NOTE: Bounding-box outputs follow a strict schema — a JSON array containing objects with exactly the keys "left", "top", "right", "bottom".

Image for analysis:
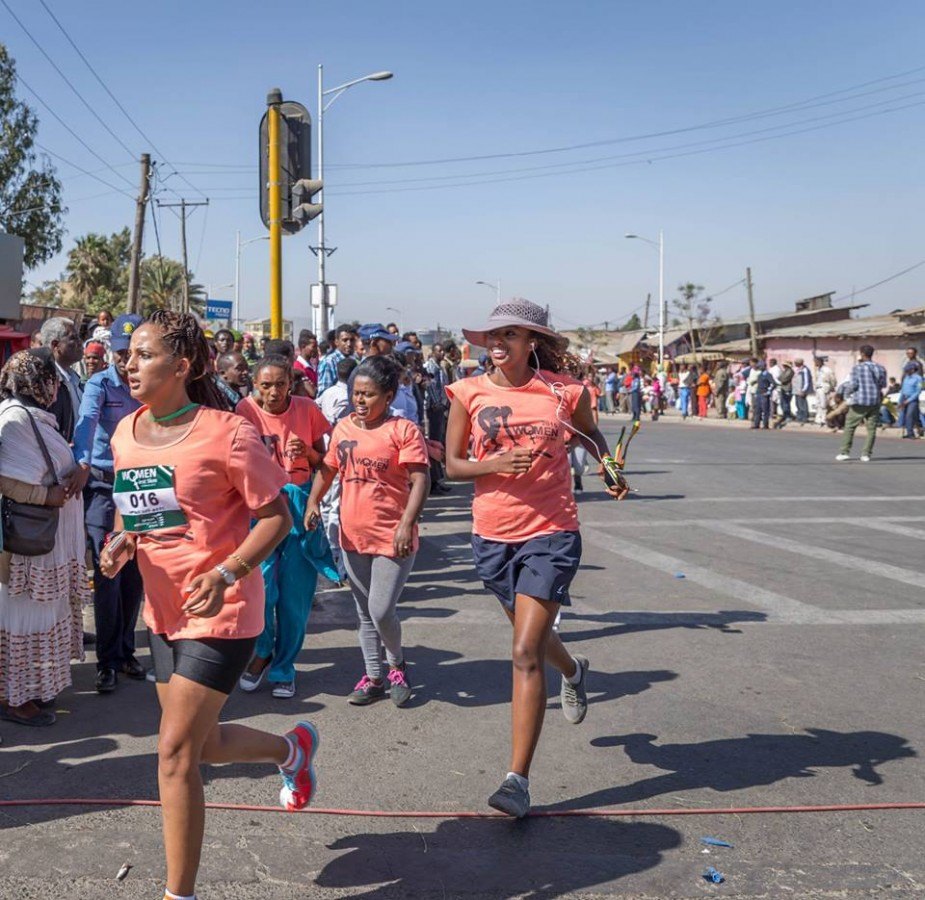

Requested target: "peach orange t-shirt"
[
  {"left": 323, "top": 414, "right": 428, "bottom": 556},
  {"left": 446, "top": 371, "right": 584, "bottom": 542},
  {"left": 110, "top": 406, "right": 288, "bottom": 640},
  {"left": 236, "top": 395, "right": 331, "bottom": 486}
]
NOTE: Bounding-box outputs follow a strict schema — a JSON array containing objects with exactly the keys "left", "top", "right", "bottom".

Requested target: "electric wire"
[
  {"left": 832, "top": 259, "right": 925, "bottom": 303},
  {"left": 0, "top": 0, "right": 137, "bottom": 160},
  {"left": 300, "top": 63, "right": 925, "bottom": 170},
  {"left": 195, "top": 92, "right": 925, "bottom": 200},
  {"left": 326, "top": 97, "right": 925, "bottom": 196},
  {"left": 172, "top": 63, "right": 925, "bottom": 178},
  {"left": 14, "top": 73, "right": 136, "bottom": 190},
  {"left": 32, "top": 140, "right": 134, "bottom": 198},
  {"left": 35, "top": 0, "right": 207, "bottom": 202}
]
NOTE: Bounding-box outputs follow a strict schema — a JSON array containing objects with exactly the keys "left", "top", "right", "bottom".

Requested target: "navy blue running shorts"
[
  {"left": 148, "top": 631, "right": 257, "bottom": 695},
  {"left": 471, "top": 530, "right": 582, "bottom": 612}
]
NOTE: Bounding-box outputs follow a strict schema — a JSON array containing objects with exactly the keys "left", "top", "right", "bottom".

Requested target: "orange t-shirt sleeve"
[
  {"left": 227, "top": 419, "right": 288, "bottom": 510},
  {"left": 307, "top": 399, "right": 333, "bottom": 442},
  {"left": 396, "top": 420, "right": 429, "bottom": 467}
]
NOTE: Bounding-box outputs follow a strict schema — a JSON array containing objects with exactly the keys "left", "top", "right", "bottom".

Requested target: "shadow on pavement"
[
  {"left": 543, "top": 728, "right": 917, "bottom": 811},
  {"left": 559, "top": 609, "right": 767, "bottom": 643},
  {"left": 315, "top": 816, "right": 681, "bottom": 899}
]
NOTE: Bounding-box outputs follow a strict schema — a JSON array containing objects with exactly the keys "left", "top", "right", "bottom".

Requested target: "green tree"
[
  {"left": 672, "top": 282, "right": 721, "bottom": 358},
  {"left": 63, "top": 228, "right": 132, "bottom": 316},
  {"left": 0, "top": 44, "right": 65, "bottom": 269},
  {"left": 25, "top": 279, "right": 62, "bottom": 307},
  {"left": 622, "top": 313, "right": 642, "bottom": 330},
  {"left": 140, "top": 255, "right": 204, "bottom": 315}
]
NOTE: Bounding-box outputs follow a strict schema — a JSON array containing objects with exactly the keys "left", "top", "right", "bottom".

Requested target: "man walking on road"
[{"left": 836, "top": 344, "right": 887, "bottom": 462}]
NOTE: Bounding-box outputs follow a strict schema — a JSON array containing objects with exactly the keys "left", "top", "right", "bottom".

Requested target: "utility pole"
[
  {"left": 126, "top": 153, "right": 151, "bottom": 314},
  {"left": 643, "top": 292, "right": 651, "bottom": 330},
  {"left": 267, "top": 89, "right": 283, "bottom": 339},
  {"left": 157, "top": 198, "right": 209, "bottom": 314},
  {"left": 746, "top": 266, "right": 758, "bottom": 357}
]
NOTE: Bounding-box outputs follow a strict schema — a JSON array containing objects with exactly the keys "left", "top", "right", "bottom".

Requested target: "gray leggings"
[{"left": 343, "top": 550, "right": 416, "bottom": 679}]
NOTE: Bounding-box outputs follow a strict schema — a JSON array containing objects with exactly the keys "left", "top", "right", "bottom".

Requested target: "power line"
[
  {"left": 323, "top": 96, "right": 925, "bottom": 196},
  {"left": 172, "top": 63, "right": 925, "bottom": 178},
  {"left": 179, "top": 90, "right": 925, "bottom": 199},
  {"left": 35, "top": 0, "right": 207, "bottom": 202},
  {"left": 33, "top": 139, "right": 135, "bottom": 198},
  {"left": 15, "top": 72, "right": 136, "bottom": 189},
  {"left": 326, "top": 64, "right": 925, "bottom": 170},
  {"left": 833, "top": 259, "right": 925, "bottom": 303},
  {"left": 0, "top": 0, "right": 137, "bottom": 160}
]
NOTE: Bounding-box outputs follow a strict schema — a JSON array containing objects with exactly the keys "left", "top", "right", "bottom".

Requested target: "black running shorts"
[
  {"left": 148, "top": 631, "right": 257, "bottom": 695},
  {"left": 471, "top": 530, "right": 582, "bottom": 613}
]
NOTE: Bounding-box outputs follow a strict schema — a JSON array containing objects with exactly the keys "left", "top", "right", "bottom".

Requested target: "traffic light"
[
  {"left": 259, "top": 93, "right": 321, "bottom": 234},
  {"left": 291, "top": 178, "right": 323, "bottom": 226}
]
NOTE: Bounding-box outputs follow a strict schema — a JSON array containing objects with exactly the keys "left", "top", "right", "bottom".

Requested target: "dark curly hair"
[
  {"left": 146, "top": 310, "right": 232, "bottom": 410},
  {"left": 531, "top": 332, "right": 568, "bottom": 374}
]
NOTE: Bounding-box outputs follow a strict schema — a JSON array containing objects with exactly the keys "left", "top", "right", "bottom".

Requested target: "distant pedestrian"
[
  {"left": 751, "top": 361, "right": 773, "bottom": 429},
  {"left": 774, "top": 361, "right": 794, "bottom": 428},
  {"left": 604, "top": 367, "right": 617, "bottom": 414},
  {"left": 677, "top": 364, "right": 692, "bottom": 418},
  {"left": 792, "top": 358, "right": 813, "bottom": 424},
  {"left": 836, "top": 345, "right": 887, "bottom": 462},
  {"left": 813, "top": 356, "right": 836, "bottom": 425},
  {"left": 696, "top": 368, "right": 711, "bottom": 418},
  {"left": 712, "top": 362, "right": 729, "bottom": 418},
  {"left": 898, "top": 362, "right": 923, "bottom": 439},
  {"left": 629, "top": 365, "right": 643, "bottom": 420}
]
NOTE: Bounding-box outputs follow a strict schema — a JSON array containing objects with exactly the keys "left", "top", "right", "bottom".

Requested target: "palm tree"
[
  {"left": 140, "top": 256, "right": 206, "bottom": 315},
  {"left": 66, "top": 233, "right": 111, "bottom": 306}
]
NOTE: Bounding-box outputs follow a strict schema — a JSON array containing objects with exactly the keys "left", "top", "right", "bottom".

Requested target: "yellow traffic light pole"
[{"left": 267, "top": 91, "right": 283, "bottom": 339}]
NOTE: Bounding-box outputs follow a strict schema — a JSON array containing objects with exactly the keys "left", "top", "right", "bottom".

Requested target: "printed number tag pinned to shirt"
[{"left": 113, "top": 465, "right": 187, "bottom": 532}]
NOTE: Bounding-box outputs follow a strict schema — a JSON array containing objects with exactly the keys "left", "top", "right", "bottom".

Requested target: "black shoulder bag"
[{"left": 1, "top": 405, "right": 61, "bottom": 557}]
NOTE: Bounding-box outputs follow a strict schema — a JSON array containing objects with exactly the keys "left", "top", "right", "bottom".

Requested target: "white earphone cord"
[{"left": 531, "top": 349, "right": 609, "bottom": 465}]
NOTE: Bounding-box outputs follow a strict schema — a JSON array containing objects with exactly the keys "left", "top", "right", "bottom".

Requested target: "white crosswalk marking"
[
  {"left": 581, "top": 527, "right": 925, "bottom": 625},
  {"left": 702, "top": 520, "right": 925, "bottom": 591}
]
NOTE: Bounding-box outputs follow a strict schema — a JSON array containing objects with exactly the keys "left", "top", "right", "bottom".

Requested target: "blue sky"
[{"left": 5, "top": 0, "right": 925, "bottom": 333}]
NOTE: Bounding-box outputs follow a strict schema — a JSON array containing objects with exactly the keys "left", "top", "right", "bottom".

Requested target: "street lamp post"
[
  {"left": 235, "top": 230, "right": 269, "bottom": 327},
  {"left": 476, "top": 279, "right": 502, "bottom": 303},
  {"left": 316, "top": 65, "right": 393, "bottom": 336},
  {"left": 625, "top": 231, "right": 665, "bottom": 367}
]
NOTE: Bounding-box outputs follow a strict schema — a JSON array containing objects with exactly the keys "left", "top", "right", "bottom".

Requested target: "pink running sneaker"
[
  {"left": 278, "top": 721, "right": 319, "bottom": 811},
  {"left": 348, "top": 675, "right": 386, "bottom": 705},
  {"left": 387, "top": 666, "right": 412, "bottom": 707}
]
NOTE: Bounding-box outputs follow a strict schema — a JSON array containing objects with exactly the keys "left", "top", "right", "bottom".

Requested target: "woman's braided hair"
[{"left": 146, "top": 309, "right": 232, "bottom": 410}]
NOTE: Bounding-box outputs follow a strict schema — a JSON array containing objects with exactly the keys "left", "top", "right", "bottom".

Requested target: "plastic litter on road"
[
  {"left": 703, "top": 866, "right": 725, "bottom": 883},
  {"left": 701, "top": 836, "right": 734, "bottom": 848}
]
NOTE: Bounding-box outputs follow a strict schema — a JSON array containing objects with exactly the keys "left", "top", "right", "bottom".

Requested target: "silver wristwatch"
[{"left": 214, "top": 564, "right": 236, "bottom": 586}]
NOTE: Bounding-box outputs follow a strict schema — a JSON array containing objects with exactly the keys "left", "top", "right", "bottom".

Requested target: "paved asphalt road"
[{"left": 1, "top": 418, "right": 924, "bottom": 898}]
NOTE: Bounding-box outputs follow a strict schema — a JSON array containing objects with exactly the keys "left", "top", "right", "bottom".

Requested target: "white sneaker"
[
  {"left": 272, "top": 680, "right": 296, "bottom": 699},
  {"left": 835, "top": 453, "right": 851, "bottom": 461},
  {"left": 860, "top": 455, "right": 871, "bottom": 462}
]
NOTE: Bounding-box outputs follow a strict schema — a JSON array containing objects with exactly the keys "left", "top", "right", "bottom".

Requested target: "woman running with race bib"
[
  {"left": 446, "top": 299, "right": 626, "bottom": 818},
  {"left": 102, "top": 311, "right": 318, "bottom": 900}
]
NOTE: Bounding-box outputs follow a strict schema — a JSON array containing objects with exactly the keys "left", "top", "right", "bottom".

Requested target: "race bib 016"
[{"left": 113, "top": 465, "right": 188, "bottom": 533}]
